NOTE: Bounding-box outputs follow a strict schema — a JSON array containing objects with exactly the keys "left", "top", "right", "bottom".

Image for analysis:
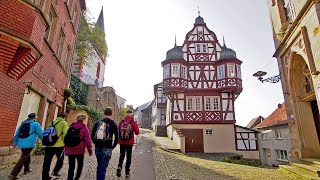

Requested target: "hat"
[
  {"left": 28, "top": 113, "right": 37, "bottom": 119},
  {"left": 126, "top": 110, "right": 133, "bottom": 114}
]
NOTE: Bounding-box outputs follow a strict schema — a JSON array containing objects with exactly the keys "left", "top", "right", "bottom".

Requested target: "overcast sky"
[{"left": 86, "top": 0, "right": 284, "bottom": 126}]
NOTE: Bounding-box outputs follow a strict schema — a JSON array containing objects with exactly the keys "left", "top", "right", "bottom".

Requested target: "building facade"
[
  {"left": 152, "top": 83, "right": 167, "bottom": 136},
  {"left": 161, "top": 15, "right": 258, "bottom": 159},
  {"left": 71, "top": 7, "right": 106, "bottom": 88},
  {"left": 0, "top": 0, "right": 85, "bottom": 148},
  {"left": 256, "top": 103, "right": 291, "bottom": 166},
  {"left": 267, "top": 0, "right": 320, "bottom": 159}
]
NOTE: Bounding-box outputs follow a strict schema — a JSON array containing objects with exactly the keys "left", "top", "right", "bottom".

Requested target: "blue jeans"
[{"left": 95, "top": 147, "right": 112, "bottom": 180}]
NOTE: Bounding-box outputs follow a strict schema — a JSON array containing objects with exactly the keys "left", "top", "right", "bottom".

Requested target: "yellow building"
[{"left": 268, "top": 0, "right": 320, "bottom": 160}]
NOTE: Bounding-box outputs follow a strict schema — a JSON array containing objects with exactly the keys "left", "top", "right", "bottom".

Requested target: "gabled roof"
[
  {"left": 246, "top": 116, "right": 264, "bottom": 129},
  {"left": 256, "top": 103, "right": 289, "bottom": 129}
]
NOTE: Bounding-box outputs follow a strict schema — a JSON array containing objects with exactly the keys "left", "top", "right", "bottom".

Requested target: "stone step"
[
  {"left": 291, "top": 162, "right": 320, "bottom": 177},
  {"left": 280, "top": 165, "right": 320, "bottom": 180}
]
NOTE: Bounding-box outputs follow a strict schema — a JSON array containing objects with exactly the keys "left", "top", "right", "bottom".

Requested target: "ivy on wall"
[{"left": 70, "top": 74, "right": 88, "bottom": 105}]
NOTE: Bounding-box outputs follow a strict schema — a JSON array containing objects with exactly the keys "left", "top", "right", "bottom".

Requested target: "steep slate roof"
[
  {"left": 246, "top": 116, "right": 264, "bottom": 129},
  {"left": 96, "top": 7, "right": 105, "bottom": 32},
  {"left": 256, "top": 103, "right": 289, "bottom": 129}
]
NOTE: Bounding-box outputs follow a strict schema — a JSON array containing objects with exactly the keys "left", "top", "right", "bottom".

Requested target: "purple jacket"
[{"left": 64, "top": 121, "right": 92, "bottom": 155}]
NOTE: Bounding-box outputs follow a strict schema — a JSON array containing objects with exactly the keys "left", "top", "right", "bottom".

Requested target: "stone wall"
[
  {"left": 155, "top": 126, "right": 167, "bottom": 137},
  {"left": 0, "top": 146, "right": 20, "bottom": 167}
]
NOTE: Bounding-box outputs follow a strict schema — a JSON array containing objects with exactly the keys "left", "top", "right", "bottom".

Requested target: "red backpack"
[{"left": 119, "top": 120, "right": 133, "bottom": 140}]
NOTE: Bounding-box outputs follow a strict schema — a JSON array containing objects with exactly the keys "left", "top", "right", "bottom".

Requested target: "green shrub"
[{"left": 33, "top": 143, "right": 45, "bottom": 155}]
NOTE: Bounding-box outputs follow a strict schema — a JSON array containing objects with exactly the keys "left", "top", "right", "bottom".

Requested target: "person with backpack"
[
  {"left": 91, "top": 107, "right": 118, "bottom": 180},
  {"left": 9, "top": 113, "right": 43, "bottom": 180},
  {"left": 116, "top": 109, "right": 139, "bottom": 177},
  {"left": 42, "top": 113, "right": 69, "bottom": 180},
  {"left": 64, "top": 114, "right": 92, "bottom": 180}
]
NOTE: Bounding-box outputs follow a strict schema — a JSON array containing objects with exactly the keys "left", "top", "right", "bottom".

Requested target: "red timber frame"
[{"left": 162, "top": 18, "right": 242, "bottom": 125}]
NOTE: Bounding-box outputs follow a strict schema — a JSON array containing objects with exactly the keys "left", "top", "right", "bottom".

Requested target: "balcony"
[{"left": 162, "top": 78, "right": 187, "bottom": 94}]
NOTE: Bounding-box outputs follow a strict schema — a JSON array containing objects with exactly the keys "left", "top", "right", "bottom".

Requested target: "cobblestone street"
[{"left": 0, "top": 129, "right": 303, "bottom": 180}]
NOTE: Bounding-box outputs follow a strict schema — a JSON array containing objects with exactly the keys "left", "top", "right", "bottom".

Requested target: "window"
[
  {"left": 195, "top": 97, "right": 202, "bottom": 111},
  {"left": 236, "top": 64, "right": 241, "bottom": 78},
  {"left": 195, "top": 43, "right": 207, "bottom": 53},
  {"left": 275, "top": 130, "right": 282, "bottom": 139},
  {"left": 217, "top": 65, "right": 225, "bottom": 79},
  {"left": 64, "top": 46, "right": 70, "bottom": 70},
  {"left": 227, "top": 64, "right": 235, "bottom": 77},
  {"left": 196, "top": 44, "right": 201, "bottom": 53},
  {"left": 276, "top": 150, "right": 288, "bottom": 161},
  {"left": 186, "top": 96, "right": 202, "bottom": 111},
  {"left": 213, "top": 97, "right": 220, "bottom": 110},
  {"left": 164, "top": 65, "right": 170, "bottom": 78},
  {"left": 56, "top": 28, "right": 65, "bottom": 59},
  {"left": 262, "top": 133, "right": 267, "bottom": 139},
  {"left": 284, "top": 0, "right": 296, "bottom": 23},
  {"left": 205, "top": 97, "right": 212, "bottom": 111},
  {"left": 45, "top": 7, "right": 57, "bottom": 44},
  {"left": 72, "top": 5, "right": 78, "bottom": 25},
  {"left": 202, "top": 44, "right": 207, "bottom": 53},
  {"left": 205, "top": 129, "right": 213, "bottom": 135},
  {"left": 187, "top": 97, "right": 193, "bottom": 111},
  {"left": 181, "top": 66, "right": 187, "bottom": 79},
  {"left": 172, "top": 64, "right": 180, "bottom": 77}
]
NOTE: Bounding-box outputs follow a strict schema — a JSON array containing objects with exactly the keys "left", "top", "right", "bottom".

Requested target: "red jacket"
[
  {"left": 118, "top": 116, "right": 139, "bottom": 145},
  {"left": 64, "top": 121, "right": 93, "bottom": 155}
]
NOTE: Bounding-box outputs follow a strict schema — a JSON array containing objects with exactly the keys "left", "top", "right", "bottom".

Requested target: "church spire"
[{"left": 96, "top": 6, "right": 105, "bottom": 32}]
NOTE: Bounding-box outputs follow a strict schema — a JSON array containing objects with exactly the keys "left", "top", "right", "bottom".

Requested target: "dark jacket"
[{"left": 91, "top": 118, "right": 118, "bottom": 149}]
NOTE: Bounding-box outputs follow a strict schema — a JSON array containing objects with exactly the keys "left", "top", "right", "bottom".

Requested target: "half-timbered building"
[{"left": 161, "top": 15, "right": 259, "bottom": 159}]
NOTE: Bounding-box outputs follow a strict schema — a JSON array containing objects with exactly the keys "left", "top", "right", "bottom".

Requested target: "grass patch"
[{"left": 222, "top": 157, "right": 260, "bottom": 167}]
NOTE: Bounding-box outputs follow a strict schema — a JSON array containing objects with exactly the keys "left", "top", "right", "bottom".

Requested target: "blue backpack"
[{"left": 42, "top": 121, "right": 62, "bottom": 146}]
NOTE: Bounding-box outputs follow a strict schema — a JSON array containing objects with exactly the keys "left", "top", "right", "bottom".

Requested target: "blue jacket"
[{"left": 13, "top": 119, "right": 43, "bottom": 149}]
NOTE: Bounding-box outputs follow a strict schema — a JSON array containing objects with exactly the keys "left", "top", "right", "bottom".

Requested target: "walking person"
[
  {"left": 116, "top": 110, "right": 140, "bottom": 177},
  {"left": 42, "top": 113, "right": 69, "bottom": 180},
  {"left": 91, "top": 107, "right": 118, "bottom": 180},
  {"left": 9, "top": 113, "right": 43, "bottom": 180},
  {"left": 64, "top": 114, "right": 92, "bottom": 180}
]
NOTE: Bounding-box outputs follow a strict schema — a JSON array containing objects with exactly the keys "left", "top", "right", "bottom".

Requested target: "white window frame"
[
  {"left": 202, "top": 44, "right": 207, "bottom": 53},
  {"left": 227, "top": 64, "right": 235, "bottom": 77},
  {"left": 276, "top": 150, "right": 288, "bottom": 162},
  {"left": 275, "top": 130, "right": 282, "bottom": 140},
  {"left": 262, "top": 133, "right": 267, "bottom": 140},
  {"left": 236, "top": 64, "right": 241, "bottom": 78},
  {"left": 213, "top": 97, "right": 220, "bottom": 111},
  {"left": 172, "top": 64, "right": 180, "bottom": 78},
  {"left": 195, "top": 97, "right": 202, "bottom": 111},
  {"left": 217, "top": 65, "right": 225, "bottom": 79},
  {"left": 186, "top": 97, "right": 193, "bottom": 111},
  {"left": 205, "top": 129, "right": 213, "bottom": 135},
  {"left": 196, "top": 44, "right": 201, "bottom": 53},
  {"left": 204, "top": 96, "right": 212, "bottom": 111},
  {"left": 284, "top": 0, "right": 296, "bottom": 23},
  {"left": 181, "top": 65, "right": 187, "bottom": 79},
  {"left": 164, "top": 65, "right": 170, "bottom": 79}
]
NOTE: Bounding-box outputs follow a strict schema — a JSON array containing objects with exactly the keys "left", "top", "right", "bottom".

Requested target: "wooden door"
[{"left": 184, "top": 129, "right": 204, "bottom": 152}]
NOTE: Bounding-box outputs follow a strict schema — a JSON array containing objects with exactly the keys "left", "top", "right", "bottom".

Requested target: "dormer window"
[
  {"left": 172, "top": 64, "right": 180, "bottom": 77},
  {"left": 227, "top": 64, "right": 235, "bottom": 77},
  {"left": 181, "top": 65, "right": 187, "bottom": 79},
  {"left": 195, "top": 43, "right": 207, "bottom": 53}
]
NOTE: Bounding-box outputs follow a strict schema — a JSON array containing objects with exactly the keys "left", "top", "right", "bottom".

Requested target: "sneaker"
[
  {"left": 125, "top": 171, "right": 130, "bottom": 177},
  {"left": 116, "top": 167, "right": 121, "bottom": 177},
  {"left": 8, "top": 175, "right": 19, "bottom": 179},
  {"left": 23, "top": 169, "right": 32, "bottom": 174}
]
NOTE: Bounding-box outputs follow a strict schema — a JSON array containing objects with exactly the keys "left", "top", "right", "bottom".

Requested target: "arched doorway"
[{"left": 288, "top": 53, "right": 320, "bottom": 159}]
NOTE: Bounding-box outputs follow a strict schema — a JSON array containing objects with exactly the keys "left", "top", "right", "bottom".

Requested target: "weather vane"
[{"left": 198, "top": 6, "right": 200, "bottom": 16}]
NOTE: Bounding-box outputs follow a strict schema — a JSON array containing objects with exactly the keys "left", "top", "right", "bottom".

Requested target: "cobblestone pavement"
[{"left": 0, "top": 129, "right": 153, "bottom": 180}]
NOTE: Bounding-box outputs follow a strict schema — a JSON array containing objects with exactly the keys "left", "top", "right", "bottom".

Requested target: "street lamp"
[
  {"left": 253, "top": 71, "right": 281, "bottom": 83},
  {"left": 96, "top": 96, "right": 100, "bottom": 110}
]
